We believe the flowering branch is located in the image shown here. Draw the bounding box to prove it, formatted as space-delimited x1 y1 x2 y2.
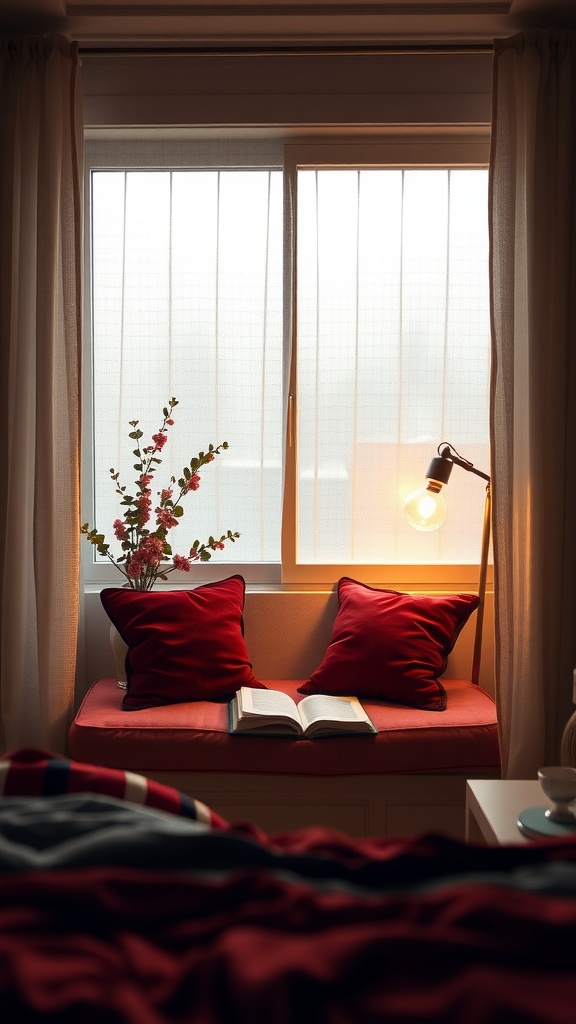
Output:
81 398 240 590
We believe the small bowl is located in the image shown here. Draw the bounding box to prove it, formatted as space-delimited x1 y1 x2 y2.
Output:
538 766 576 823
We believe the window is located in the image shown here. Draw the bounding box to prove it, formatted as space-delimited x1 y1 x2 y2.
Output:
86 139 284 584
85 134 490 588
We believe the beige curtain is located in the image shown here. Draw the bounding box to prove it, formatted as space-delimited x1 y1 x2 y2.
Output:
490 31 576 778
0 35 83 754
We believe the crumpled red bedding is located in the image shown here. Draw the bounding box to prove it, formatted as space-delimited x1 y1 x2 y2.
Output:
0 794 575 1024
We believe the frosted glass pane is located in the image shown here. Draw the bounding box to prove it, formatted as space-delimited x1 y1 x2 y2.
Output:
296 168 490 564
91 168 283 564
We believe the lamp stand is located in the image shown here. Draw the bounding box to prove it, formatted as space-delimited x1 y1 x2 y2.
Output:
471 482 491 687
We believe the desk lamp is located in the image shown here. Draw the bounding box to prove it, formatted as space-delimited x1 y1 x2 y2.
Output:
404 442 491 687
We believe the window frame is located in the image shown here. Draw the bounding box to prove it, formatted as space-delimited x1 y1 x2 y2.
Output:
82 128 492 592
281 134 492 589
81 135 285 589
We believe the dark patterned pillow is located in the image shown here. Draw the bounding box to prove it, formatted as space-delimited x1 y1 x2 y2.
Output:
0 747 229 829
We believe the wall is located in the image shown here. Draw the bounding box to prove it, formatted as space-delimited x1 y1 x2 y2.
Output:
81 50 493 131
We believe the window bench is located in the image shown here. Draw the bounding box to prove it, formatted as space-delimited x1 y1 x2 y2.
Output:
72 588 500 838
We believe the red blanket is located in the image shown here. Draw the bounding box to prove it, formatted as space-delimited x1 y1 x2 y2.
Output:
0 802 575 1024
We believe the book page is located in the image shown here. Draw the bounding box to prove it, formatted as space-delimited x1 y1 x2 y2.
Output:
299 694 367 728
240 687 299 721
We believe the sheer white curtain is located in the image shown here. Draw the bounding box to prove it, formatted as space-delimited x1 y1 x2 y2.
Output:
490 31 576 777
295 168 491 567
0 35 83 753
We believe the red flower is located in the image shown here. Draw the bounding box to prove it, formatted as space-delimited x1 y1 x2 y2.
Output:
172 554 191 571
126 554 145 578
135 493 151 526
113 519 128 541
156 508 179 530
126 536 164 578
186 473 201 492
152 432 168 449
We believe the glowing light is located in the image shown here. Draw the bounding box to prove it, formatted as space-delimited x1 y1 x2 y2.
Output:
404 484 448 532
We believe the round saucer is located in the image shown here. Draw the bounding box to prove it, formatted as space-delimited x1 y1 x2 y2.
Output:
517 805 576 839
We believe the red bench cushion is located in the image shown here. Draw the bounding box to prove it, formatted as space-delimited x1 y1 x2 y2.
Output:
69 678 500 776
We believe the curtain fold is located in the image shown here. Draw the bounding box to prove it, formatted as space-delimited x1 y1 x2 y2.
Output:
0 34 83 753
490 31 576 777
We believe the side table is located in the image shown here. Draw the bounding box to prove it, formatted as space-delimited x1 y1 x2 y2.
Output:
465 779 542 844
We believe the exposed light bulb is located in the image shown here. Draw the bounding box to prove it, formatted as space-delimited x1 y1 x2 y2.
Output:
404 482 448 532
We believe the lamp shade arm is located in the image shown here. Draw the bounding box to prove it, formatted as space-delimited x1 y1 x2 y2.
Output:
438 444 490 483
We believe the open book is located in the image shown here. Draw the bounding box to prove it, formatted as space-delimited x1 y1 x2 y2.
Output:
230 686 377 738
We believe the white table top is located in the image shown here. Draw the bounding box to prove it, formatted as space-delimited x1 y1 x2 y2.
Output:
466 779 545 844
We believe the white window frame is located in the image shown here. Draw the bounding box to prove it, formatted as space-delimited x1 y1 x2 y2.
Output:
81 135 285 588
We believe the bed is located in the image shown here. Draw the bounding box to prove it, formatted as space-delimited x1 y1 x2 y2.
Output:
1 748 575 1024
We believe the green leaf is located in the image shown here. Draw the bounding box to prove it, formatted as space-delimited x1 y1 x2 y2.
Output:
200 550 211 561
173 505 184 517
183 466 190 480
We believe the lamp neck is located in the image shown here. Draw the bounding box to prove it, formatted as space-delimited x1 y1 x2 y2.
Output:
438 444 490 484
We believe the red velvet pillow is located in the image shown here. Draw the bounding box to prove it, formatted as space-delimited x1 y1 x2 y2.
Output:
298 578 480 711
101 576 265 711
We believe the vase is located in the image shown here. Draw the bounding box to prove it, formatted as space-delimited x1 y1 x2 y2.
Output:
109 622 129 689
